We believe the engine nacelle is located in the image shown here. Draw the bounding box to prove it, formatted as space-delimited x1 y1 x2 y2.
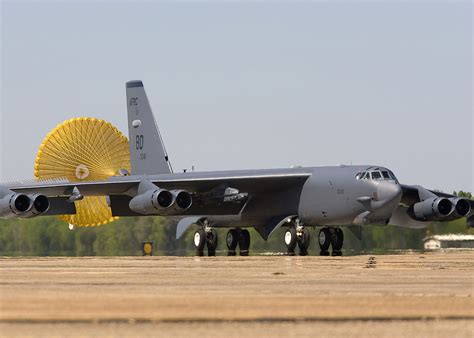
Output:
19 194 50 218
0 193 31 218
170 190 192 212
129 189 174 215
442 197 472 221
412 197 453 221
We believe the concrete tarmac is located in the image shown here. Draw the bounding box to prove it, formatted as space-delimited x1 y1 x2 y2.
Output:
0 250 473 337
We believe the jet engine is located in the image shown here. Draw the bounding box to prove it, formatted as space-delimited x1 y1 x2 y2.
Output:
170 190 192 212
129 189 174 215
0 192 31 218
19 194 50 218
412 197 453 221
442 198 472 221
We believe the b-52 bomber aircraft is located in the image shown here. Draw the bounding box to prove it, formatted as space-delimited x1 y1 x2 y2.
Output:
1 80 473 256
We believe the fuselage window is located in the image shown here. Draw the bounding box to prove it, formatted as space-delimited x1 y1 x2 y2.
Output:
382 171 390 179
371 171 382 179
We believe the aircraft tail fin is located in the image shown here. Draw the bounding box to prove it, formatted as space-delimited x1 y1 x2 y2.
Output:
126 80 172 175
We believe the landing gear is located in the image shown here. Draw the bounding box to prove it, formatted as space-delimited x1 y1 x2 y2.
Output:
330 228 344 256
239 229 250 256
193 220 218 256
298 228 311 256
226 229 239 256
206 229 218 256
225 228 251 256
284 219 310 256
284 228 297 256
318 227 343 256
194 229 206 256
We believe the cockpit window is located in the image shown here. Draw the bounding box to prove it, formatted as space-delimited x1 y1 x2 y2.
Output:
355 172 363 180
381 171 390 179
371 171 382 179
388 170 397 180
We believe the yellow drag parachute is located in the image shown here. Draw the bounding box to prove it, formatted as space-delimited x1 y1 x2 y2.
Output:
34 117 130 227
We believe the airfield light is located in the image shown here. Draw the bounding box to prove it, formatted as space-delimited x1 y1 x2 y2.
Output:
142 241 154 256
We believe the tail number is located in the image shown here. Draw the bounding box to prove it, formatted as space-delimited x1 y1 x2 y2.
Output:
136 135 144 150
136 135 146 160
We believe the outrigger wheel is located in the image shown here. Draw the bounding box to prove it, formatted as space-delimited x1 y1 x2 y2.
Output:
34 117 131 227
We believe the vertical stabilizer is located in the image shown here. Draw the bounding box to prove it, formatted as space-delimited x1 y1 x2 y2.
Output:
126 80 172 175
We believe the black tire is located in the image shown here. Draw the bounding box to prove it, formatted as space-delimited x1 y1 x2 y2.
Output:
318 228 331 252
298 228 311 256
193 229 206 251
226 229 239 251
331 228 344 251
284 227 297 254
239 229 250 256
207 229 218 256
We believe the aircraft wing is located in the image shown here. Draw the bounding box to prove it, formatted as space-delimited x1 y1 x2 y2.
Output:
390 184 474 228
7 170 310 196
4 170 311 217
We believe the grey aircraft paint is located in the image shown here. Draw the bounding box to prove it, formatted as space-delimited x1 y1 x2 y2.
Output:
1 80 472 256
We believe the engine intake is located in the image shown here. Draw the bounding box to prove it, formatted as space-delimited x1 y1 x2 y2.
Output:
129 189 174 215
442 198 472 221
0 193 31 218
412 197 452 221
171 190 192 212
20 194 50 218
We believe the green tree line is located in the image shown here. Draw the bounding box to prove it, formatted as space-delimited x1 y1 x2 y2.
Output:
0 191 472 256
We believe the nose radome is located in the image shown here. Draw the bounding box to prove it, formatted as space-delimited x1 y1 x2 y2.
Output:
377 181 402 202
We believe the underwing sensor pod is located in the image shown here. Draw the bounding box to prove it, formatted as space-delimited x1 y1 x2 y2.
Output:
0 188 31 218
128 181 192 215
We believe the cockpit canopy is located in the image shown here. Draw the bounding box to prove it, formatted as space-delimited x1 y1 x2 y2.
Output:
356 167 397 181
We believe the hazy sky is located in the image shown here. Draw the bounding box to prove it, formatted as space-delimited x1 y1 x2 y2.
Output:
1 1 472 194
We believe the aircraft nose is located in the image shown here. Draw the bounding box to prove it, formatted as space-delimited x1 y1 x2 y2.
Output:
377 181 402 203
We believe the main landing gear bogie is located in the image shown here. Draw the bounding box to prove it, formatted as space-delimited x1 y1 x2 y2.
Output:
193 227 218 257
284 220 311 256
318 227 344 256
193 223 252 257
226 228 250 256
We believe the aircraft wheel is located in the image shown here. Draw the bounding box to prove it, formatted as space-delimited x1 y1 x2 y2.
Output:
318 228 331 253
226 229 239 256
194 229 206 256
239 229 250 256
331 228 344 252
284 227 297 256
297 228 311 256
207 229 218 256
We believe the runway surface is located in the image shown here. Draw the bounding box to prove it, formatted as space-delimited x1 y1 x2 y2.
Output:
0 250 473 337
